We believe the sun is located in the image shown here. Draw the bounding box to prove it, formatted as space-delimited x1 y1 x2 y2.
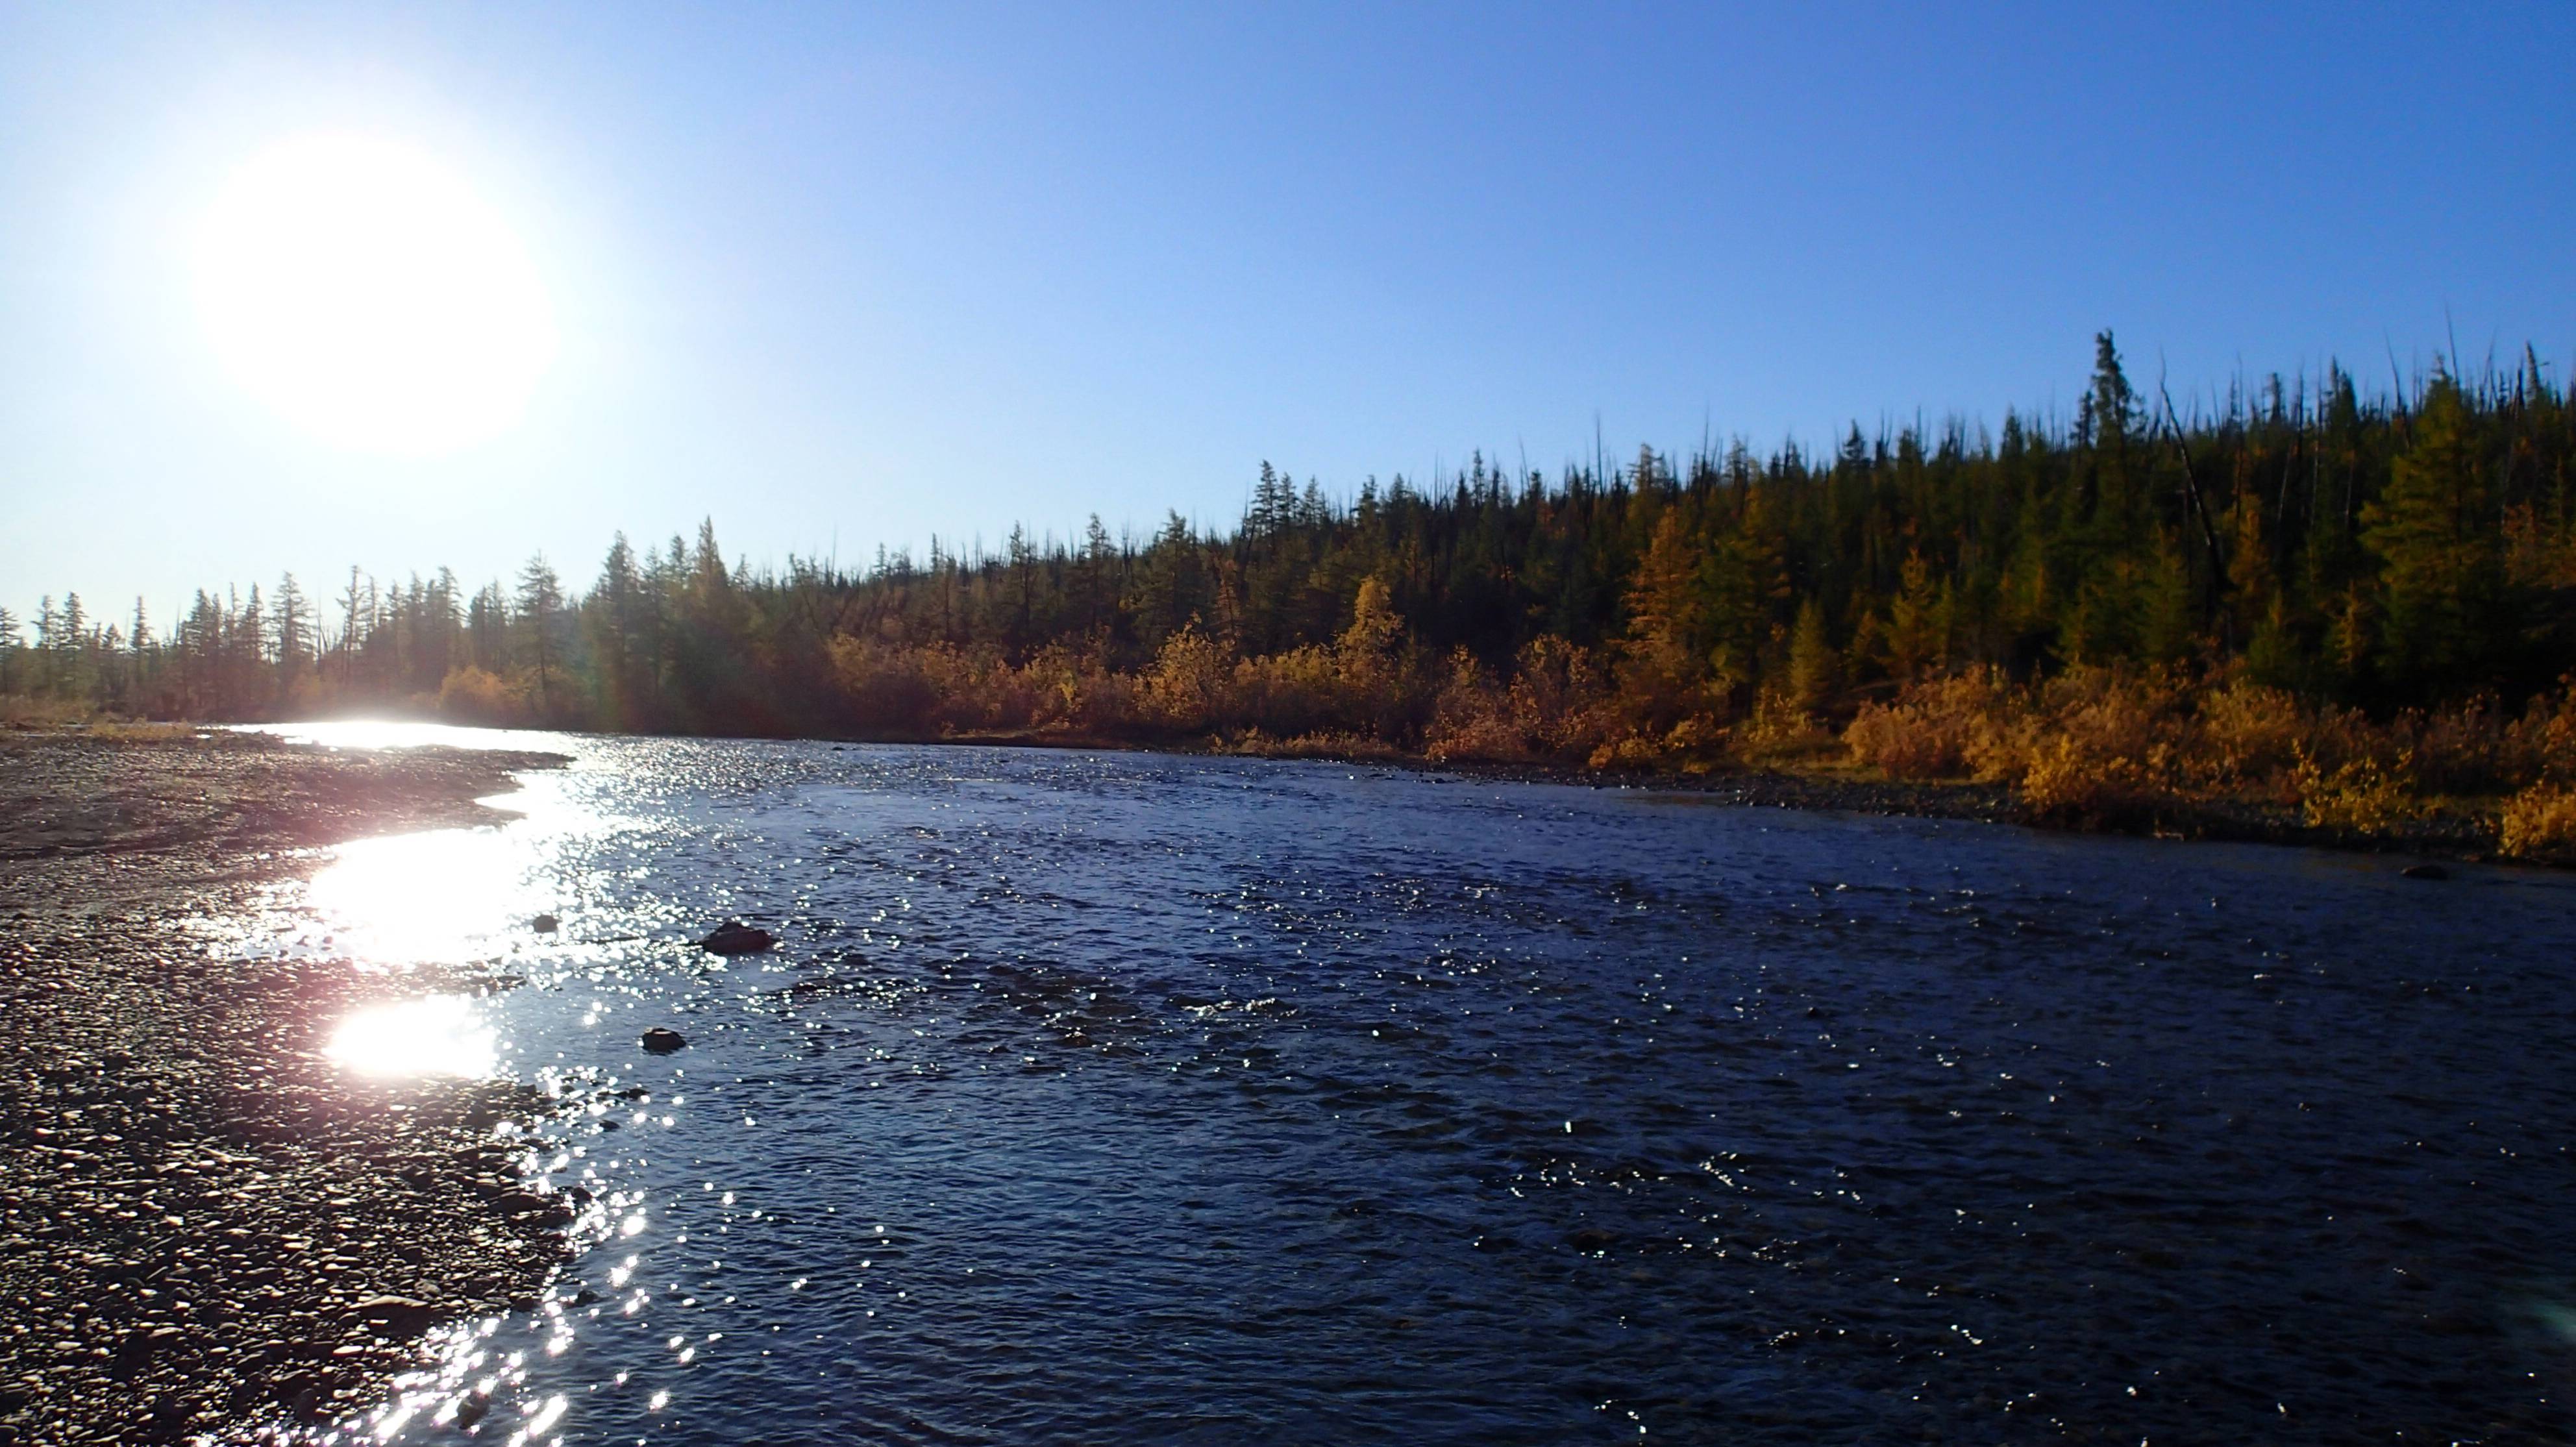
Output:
193 134 558 455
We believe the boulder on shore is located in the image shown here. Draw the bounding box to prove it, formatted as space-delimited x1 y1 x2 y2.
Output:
531 913 560 934
348 1294 442 1339
698 921 776 956
641 1027 687 1054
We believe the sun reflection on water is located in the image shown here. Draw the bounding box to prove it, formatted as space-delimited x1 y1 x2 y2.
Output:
325 995 499 1078
307 827 539 963
240 719 553 752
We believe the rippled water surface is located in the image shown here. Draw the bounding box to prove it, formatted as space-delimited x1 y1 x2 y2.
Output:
232 728 2576 1444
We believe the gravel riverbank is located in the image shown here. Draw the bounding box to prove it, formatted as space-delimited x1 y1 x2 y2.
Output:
0 730 571 1445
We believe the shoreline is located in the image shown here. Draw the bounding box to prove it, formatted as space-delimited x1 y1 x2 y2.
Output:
928 727 2531 869
0 731 575 1445
44 713 2540 869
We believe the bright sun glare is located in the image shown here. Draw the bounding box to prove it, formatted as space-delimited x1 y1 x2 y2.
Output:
193 134 557 455
325 995 498 1079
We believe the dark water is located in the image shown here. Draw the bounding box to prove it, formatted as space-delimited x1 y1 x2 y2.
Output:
239 729 2576 1445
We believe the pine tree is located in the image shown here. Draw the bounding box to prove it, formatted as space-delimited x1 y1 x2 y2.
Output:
1885 550 1949 680
2363 371 2505 690
591 533 644 723
272 574 311 674
517 554 565 713
1616 509 1710 728
1786 597 1838 712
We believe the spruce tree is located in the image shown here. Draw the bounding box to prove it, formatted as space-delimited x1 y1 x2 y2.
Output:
1786 597 1838 712
2363 371 2505 691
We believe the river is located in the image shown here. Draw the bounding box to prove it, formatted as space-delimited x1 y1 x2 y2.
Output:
223 726 2576 1445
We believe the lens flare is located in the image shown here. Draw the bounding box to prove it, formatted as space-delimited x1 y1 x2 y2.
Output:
325 995 497 1079
193 133 557 454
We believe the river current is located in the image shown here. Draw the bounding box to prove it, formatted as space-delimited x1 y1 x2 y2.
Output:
223 726 2576 1445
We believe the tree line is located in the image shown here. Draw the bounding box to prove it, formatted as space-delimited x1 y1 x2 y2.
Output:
8 334 2573 767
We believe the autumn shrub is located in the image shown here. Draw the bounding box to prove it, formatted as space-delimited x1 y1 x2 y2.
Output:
1424 649 1530 763
1014 640 1132 733
1213 586 1431 746
1735 686 1837 765
828 637 941 733
1587 710 1731 771
2018 734 2153 821
1220 728 1406 761
1584 733 1659 769
1422 636 1620 764
2029 669 2174 773
1510 637 1615 759
1331 576 1420 740
434 666 530 726
2185 678 2309 790
1842 702 1948 778
2397 696 2517 797
0 693 93 726
2292 746 2417 834
281 670 330 719
1143 625 1232 731
1998 671 2185 821
2504 684 2576 786
2499 782 2576 860
956 651 1048 732
1842 670 2013 779
81 719 199 741
1229 645 1343 738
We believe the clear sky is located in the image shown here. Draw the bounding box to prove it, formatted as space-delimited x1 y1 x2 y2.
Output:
3 2 2571 630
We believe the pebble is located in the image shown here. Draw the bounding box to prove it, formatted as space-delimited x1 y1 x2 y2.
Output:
0 734 576 1446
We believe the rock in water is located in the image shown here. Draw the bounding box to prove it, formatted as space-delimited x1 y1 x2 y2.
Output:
531 913 560 934
641 1027 687 1054
2401 863 2451 881
698 921 776 956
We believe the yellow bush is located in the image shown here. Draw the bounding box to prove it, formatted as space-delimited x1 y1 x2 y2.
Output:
2505 685 2576 786
1509 636 1614 758
2401 697 2516 796
1588 733 1669 770
2292 747 2416 834
1843 671 2012 778
2018 734 2148 820
2025 669 2174 784
1735 686 1836 764
435 666 529 726
1424 649 1529 763
1222 728 1405 761
2187 678 2308 787
2500 782 2576 859
1144 625 1232 730
828 637 939 732
0 693 95 726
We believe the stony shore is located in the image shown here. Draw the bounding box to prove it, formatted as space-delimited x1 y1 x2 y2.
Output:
0 730 572 1445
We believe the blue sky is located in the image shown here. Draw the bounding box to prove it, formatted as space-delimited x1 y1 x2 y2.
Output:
3 2 2571 628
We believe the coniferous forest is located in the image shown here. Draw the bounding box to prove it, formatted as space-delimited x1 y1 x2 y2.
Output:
11 336 2576 855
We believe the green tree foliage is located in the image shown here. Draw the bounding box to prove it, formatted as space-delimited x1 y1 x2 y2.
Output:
2363 372 2509 688
10 339 2573 739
